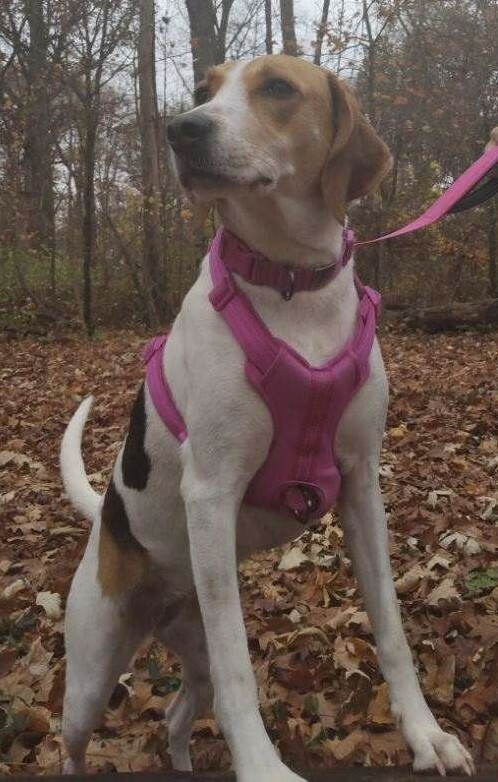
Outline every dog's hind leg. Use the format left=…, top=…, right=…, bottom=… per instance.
left=156, top=596, right=213, bottom=772
left=62, top=544, right=150, bottom=774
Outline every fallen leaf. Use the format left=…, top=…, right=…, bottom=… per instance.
left=36, top=591, right=62, bottom=620
left=367, top=683, right=393, bottom=726
left=278, top=547, right=311, bottom=571
left=426, top=577, right=460, bottom=606
left=395, top=564, right=426, bottom=595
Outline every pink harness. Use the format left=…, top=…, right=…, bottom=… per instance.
left=143, top=145, right=498, bottom=522
left=144, top=227, right=379, bottom=522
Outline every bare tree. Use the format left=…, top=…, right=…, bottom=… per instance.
left=0, top=1, right=56, bottom=284
left=184, top=0, right=217, bottom=84
left=264, top=0, right=273, bottom=54
left=138, top=0, right=165, bottom=326
left=279, top=0, right=297, bottom=56
left=215, top=0, right=236, bottom=63
left=313, top=0, right=330, bottom=65
left=184, top=0, right=239, bottom=85
left=59, top=0, right=135, bottom=336
left=25, top=0, right=55, bottom=284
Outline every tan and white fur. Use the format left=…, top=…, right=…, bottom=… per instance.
left=61, top=56, right=489, bottom=780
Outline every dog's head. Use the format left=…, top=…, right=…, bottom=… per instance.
left=168, top=54, right=391, bottom=222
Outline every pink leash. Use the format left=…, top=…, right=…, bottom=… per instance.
left=357, top=145, right=498, bottom=247
left=207, top=146, right=498, bottom=299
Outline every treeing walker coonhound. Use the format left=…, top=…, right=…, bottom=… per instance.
left=60, top=55, right=496, bottom=780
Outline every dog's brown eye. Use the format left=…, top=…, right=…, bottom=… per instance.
left=261, top=79, right=296, bottom=99
left=194, top=85, right=210, bottom=106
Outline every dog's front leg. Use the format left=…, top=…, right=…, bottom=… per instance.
left=339, top=462, right=474, bottom=776
left=181, top=443, right=306, bottom=782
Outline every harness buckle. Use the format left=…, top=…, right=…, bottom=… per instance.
left=282, top=266, right=295, bottom=301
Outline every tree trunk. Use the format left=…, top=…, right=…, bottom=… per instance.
left=25, top=0, right=56, bottom=288
left=313, top=0, right=330, bottom=66
left=216, top=0, right=235, bottom=64
left=138, top=0, right=165, bottom=327
left=362, top=0, right=377, bottom=123
left=82, top=110, right=97, bottom=337
left=185, top=0, right=218, bottom=84
left=265, top=0, right=273, bottom=54
left=280, top=0, right=298, bottom=56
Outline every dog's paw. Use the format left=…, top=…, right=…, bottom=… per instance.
left=63, top=758, right=85, bottom=775
left=411, top=728, right=474, bottom=777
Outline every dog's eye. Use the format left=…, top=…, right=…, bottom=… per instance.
left=261, top=79, right=296, bottom=99
left=194, top=85, right=210, bottom=106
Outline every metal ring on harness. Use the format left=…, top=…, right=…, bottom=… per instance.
left=280, top=483, right=321, bottom=524
left=295, top=485, right=320, bottom=523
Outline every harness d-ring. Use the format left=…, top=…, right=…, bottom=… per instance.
left=292, top=485, right=321, bottom=524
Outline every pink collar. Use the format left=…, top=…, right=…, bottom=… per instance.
left=217, top=227, right=355, bottom=300
left=215, top=144, right=498, bottom=300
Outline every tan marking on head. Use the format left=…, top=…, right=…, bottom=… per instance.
left=195, top=61, right=236, bottom=105
left=238, top=54, right=391, bottom=220
left=243, top=55, right=332, bottom=131
left=175, top=54, right=390, bottom=222
left=321, top=71, right=392, bottom=222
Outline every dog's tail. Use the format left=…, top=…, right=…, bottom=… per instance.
left=60, top=396, right=101, bottom=522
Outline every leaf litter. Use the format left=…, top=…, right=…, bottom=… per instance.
left=1, top=328, right=498, bottom=773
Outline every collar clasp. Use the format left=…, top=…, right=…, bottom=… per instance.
left=282, top=266, right=295, bottom=301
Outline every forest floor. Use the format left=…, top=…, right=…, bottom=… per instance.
left=1, top=326, right=498, bottom=776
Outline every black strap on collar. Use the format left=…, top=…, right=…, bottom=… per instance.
left=450, top=177, right=498, bottom=214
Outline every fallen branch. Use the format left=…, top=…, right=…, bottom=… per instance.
left=388, top=299, right=498, bottom=332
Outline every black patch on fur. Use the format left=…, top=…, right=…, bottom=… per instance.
left=122, top=384, right=151, bottom=491
left=102, top=479, right=146, bottom=553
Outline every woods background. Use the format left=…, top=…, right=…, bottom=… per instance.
left=1, top=0, right=497, bottom=337
left=2, top=2, right=498, bottom=775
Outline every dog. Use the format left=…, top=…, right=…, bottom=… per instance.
left=60, top=55, right=479, bottom=781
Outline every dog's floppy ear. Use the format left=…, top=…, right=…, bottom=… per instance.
left=321, top=71, right=392, bottom=223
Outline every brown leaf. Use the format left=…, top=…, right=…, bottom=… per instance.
left=367, top=682, right=393, bottom=725
left=426, top=577, right=461, bottom=606
left=0, top=649, right=18, bottom=678
left=482, top=719, right=498, bottom=762
left=325, top=728, right=365, bottom=761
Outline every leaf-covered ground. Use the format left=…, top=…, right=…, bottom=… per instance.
left=1, top=327, right=498, bottom=775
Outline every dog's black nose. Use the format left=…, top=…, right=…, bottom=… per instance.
left=167, top=113, right=214, bottom=148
